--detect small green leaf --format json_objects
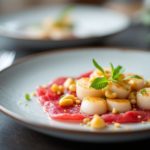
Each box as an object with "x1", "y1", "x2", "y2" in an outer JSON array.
[
  {"x1": 125, "y1": 75, "x2": 143, "y2": 80},
  {"x1": 93, "y1": 59, "x2": 105, "y2": 74},
  {"x1": 90, "y1": 77, "x2": 108, "y2": 89},
  {"x1": 112, "y1": 65, "x2": 125, "y2": 80},
  {"x1": 110, "y1": 63, "x2": 114, "y2": 77},
  {"x1": 110, "y1": 63, "x2": 114, "y2": 72},
  {"x1": 25, "y1": 93, "x2": 31, "y2": 101},
  {"x1": 140, "y1": 88, "x2": 147, "y2": 95}
]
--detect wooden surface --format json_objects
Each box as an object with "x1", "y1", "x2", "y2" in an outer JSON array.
[{"x1": 0, "y1": 24, "x2": 150, "y2": 150}]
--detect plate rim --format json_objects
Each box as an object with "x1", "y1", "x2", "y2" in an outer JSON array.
[
  {"x1": 0, "y1": 47, "x2": 150, "y2": 135},
  {"x1": 0, "y1": 4, "x2": 130, "y2": 42}
]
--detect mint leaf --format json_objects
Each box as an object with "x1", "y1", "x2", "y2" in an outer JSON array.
[
  {"x1": 125, "y1": 75, "x2": 143, "y2": 80},
  {"x1": 25, "y1": 93, "x2": 31, "y2": 101},
  {"x1": 90, "y1": 77, "x2": 108, "y2": 89},
  {"x1": 93, "y1": 59, "x2": 105, "y2": 74},
  {"x1": 112, "y1": 65, "x2": 125, "y2": 80}
]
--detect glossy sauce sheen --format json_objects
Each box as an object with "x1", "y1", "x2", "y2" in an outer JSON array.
[{"x1": 36, "y1": 72, "x2": 150, "y2": 123}]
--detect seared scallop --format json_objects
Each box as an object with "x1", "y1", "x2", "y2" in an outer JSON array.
[
  {"x1": 107, "y1": 99, "x2": 132, "y2": 113},
  {"x1": 80, "y1": 97, "x2": 107, "y2": 115},
  {"x1": 125, "y1": 73, "x2": 145, "y2": 90},
  {"x1": 108, "y1": 82, "x2": 131, "y2": 99},
  {"x1": 137, "y1": 88, "x2": 150, "y2": 110},
  {"x1": 76, "y1": 78, "x2": 104, "y2": 100},
  {"x1": 129, "y1": 78, "x2": 145, "y2": 90}
]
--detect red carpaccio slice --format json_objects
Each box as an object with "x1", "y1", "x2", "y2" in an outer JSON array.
[
  {"x1": 36, "y1": 73, "x2": 150, "y2": 123},
  {"x1": 102, "y1": 110, "x2": 150, "y2": 124}
]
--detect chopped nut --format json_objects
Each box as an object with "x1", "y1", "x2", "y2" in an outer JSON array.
[
  {"x1": 59, "y1": 98, "x2": 74, "y2": 107},
  {"x1": 69, "y1": 84, "x2": 76, "y2": 92},
  {"x1": 65, "y1": 94, "x2": 77, "y2": 101},
  {"x1": 128, "y1": 80, "x2": 137, "y2": 89},
  {"x1": 58, "y1": 85, "x2": 64, "y2": 92},
  {"x1": 129, "y1": 80, "x2": 135, "y2": 85},
  {"x1": 51, "y1": 84, "x2": 59, "y2": 92},
  {"x1": 51, "y1": 84, "x2": 65, "y2": 95},
  {"x1": 59, "y1": 94, "x2": 76, "y2": 107},
  {"x1": 114, "y1": 123, "x2": 121, "y2": 128},
  {"x1": 90, "y1": 115, "x2": 106, "y2": 129},
  {"x1": 83, "y1": 118, "x2": 90, "y2": 124},
  {"x1": 112, "y1": 108, "x2": 118, "y2": 114},
  {"x1": 64, "y1": 78, "x2": 75, "y2": 89},
  {"x1": 75, "y1": 99, "x2": 81, "y2": 104},
  {"x1": 57, "y1": 91, "x2": 61, "y2": 95}
]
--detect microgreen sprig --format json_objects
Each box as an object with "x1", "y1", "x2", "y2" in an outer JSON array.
[
  {"x1": 124, "y1": 75, "x2": 143, "y2": 80},
  {"x1": 92, "y1": 59, "x2": 105, "y2": 76},
  {"x1": 112, "y1": 65, "x2": 125, "y2": 80},
  {"x1": 140, "y1": 88, "x2": 147, "y2": 95},
  {"x1": 91, "y1": 59, "x2": 144, "y2": 90},
  {"x1": 25, "y1": 93, "x2": 31, "y2": 101}
]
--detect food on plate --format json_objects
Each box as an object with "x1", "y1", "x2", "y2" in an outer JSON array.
[
  {"x1": 26, "y1": 5, "x2": 75, "y2": 40},
  {"x1": 35, "y1": 59, "x2": 150, "y2": 129},
  {"x1": 80, "y1": 97, "x2": 107, "y2": 115},
  {"x1": 137, "y1": 88, "x2": 150, "y2": 110}
]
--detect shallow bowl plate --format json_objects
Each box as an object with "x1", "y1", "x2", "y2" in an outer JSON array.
[
  {"x1": 0, "y1": 48, "x2": 150, "y2": 142},
  {"x1": 0, "y1": 5, "x2": 130, "y2": 49}
]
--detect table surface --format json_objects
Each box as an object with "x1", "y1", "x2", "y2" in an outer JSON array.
[{"x1": 0, "y1": 24, "x2": 150, "y2": 150}]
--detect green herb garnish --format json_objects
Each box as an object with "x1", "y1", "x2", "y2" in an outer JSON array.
[
  {"x1": 90, "y1": 77, "x2": 108, "y2": 89},
  {"x1": 92, "y1": 59, "x2": 105, "y2": 75},
  {"x1": 141, "y1": 88, "x2": 147, "y2": 95},
  {"x1": 110, "y1": 63, "x2": 114, "y2": 76},
  {"x1": 112, "y1": 65, "x2": 125, "y2": 80},
  {"x1": 25, "y1": 93, "x2": 31, "y2": 101},
  {"x1": 91, "y1": 59, "x2": 125, "y2": 90},
  {"x1": 90, "y1": 59, "x2": 145, "y2": 90},
  {"x1": 124, "y1": 75, "x2": 143, "y2": 80}
]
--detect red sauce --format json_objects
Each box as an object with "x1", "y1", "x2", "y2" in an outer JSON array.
[{"x1": 36, "y1": 72, "x2": 150, "y2": 123}]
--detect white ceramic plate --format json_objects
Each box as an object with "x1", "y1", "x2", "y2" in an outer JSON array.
[
  {"x1": 0, "y1": 48, "x2": 150, "y2": 142},
  {"x1": 0, "y1": 5, "x2": 130, "y2": 49}
]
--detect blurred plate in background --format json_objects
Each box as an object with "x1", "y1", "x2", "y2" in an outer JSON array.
[{"x1": 0, "y1": 5, "x2": 130, "y2": 50}]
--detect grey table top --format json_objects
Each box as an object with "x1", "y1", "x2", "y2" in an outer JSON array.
[{"x1": 0, "y1": 24, "x2": 150, "y2": 150}]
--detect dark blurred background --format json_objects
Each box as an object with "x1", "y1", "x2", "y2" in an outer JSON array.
[{"x1": 0, "y1": 0, "x2": 150, "y2": 54}]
